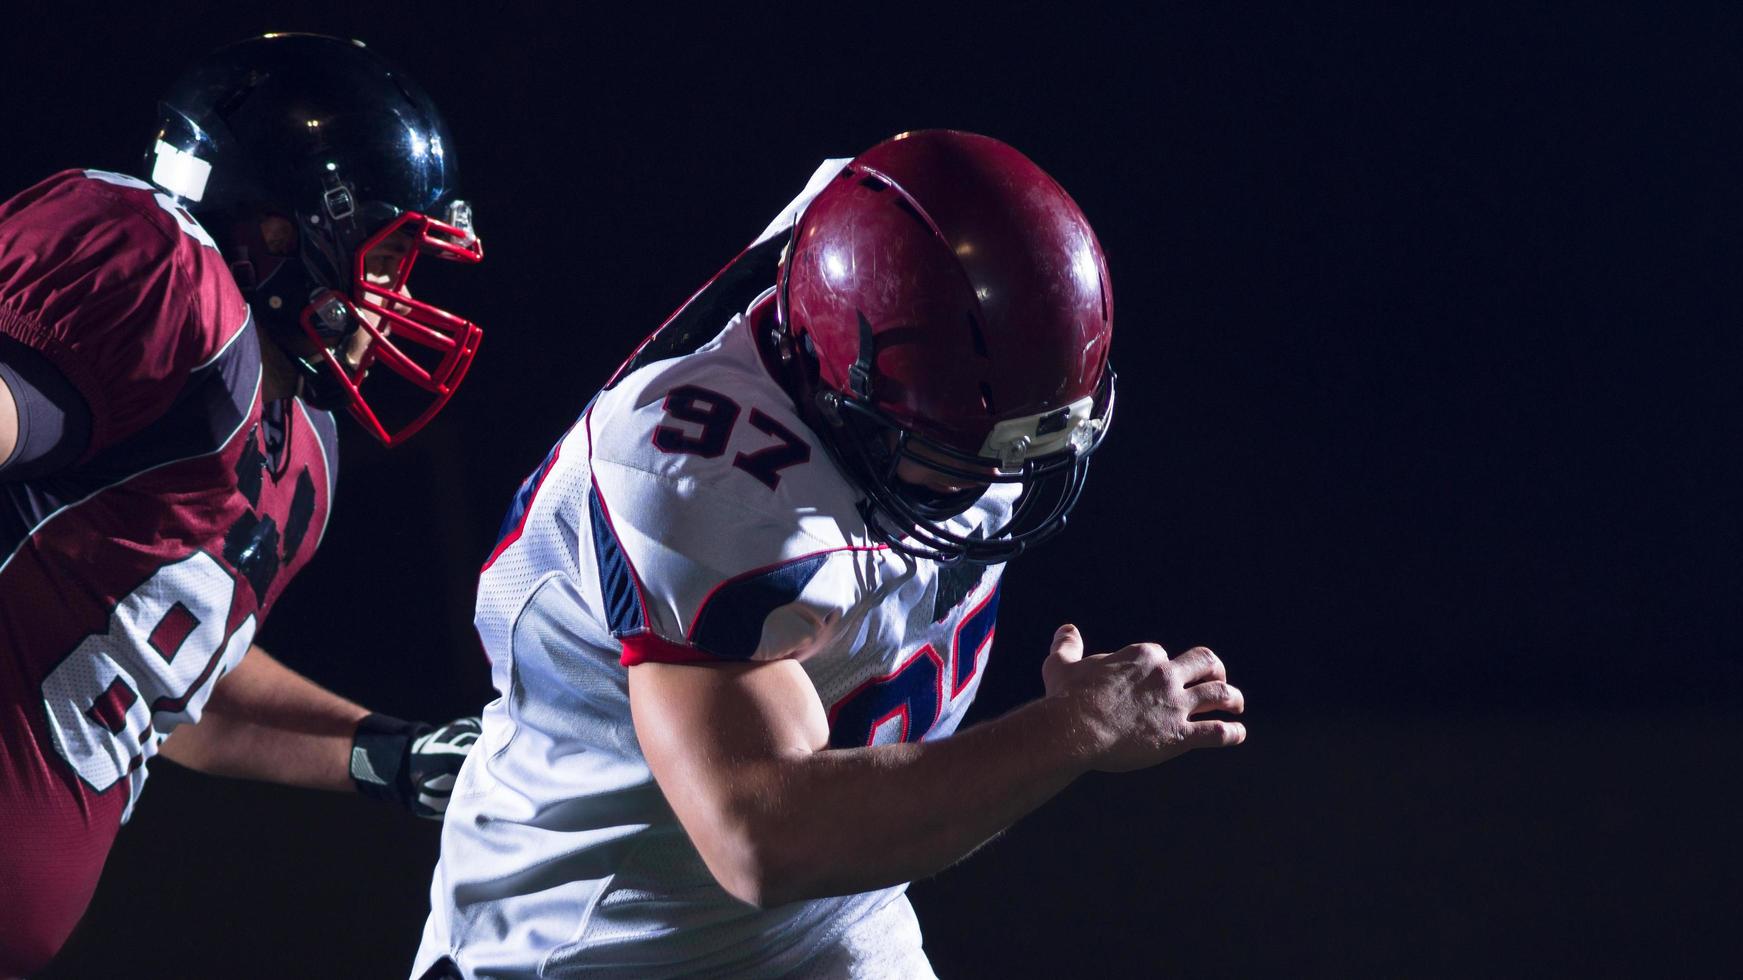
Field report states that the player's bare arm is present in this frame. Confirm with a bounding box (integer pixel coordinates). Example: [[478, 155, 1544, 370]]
[[158, 645, 479, 816], [0, 370, 17, 466], [632, 624, 1244, 908], [158, 645, 369, 791], [419, 134, 1190, 975], [0, 36, 488, 975]]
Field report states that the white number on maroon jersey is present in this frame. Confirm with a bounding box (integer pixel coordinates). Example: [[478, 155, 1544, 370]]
[[40, 552, 256, 793], [81, 169, 220, 250]]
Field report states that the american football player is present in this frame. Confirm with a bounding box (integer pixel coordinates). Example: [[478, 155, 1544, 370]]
[[0, 34, 484, 977], [415, 131, 1245, 978]]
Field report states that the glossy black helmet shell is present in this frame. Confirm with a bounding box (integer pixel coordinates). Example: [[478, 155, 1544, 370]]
[[149, 33, 459, 244], [145, 34, 483, 444]]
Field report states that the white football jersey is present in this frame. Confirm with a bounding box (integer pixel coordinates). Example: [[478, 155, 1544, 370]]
[[415, 162, 1014, 979]]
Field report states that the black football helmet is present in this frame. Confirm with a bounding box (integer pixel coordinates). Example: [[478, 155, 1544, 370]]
[[147, 33, 482, 446], [776, 131, 1116, 565]]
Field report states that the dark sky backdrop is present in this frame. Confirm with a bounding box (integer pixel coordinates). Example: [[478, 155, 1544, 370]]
[[5, 3, 1736, 977]]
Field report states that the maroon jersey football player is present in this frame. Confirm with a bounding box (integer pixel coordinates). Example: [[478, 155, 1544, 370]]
[[0, 35, 483, 977]]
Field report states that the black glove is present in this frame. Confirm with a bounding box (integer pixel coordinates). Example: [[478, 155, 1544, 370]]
[[349, 713, 481, 819]]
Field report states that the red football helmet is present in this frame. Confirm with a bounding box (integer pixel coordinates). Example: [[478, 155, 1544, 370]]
[[777, 130, 1116, 564]]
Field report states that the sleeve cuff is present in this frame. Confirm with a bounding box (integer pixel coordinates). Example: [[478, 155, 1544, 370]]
[[619, 631, 727, 667]]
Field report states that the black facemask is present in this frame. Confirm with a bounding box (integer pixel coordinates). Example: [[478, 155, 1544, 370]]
[[894, 479, 985, 521]]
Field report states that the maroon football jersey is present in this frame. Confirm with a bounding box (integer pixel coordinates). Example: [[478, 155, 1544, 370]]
[[0, 170, 339, 971]]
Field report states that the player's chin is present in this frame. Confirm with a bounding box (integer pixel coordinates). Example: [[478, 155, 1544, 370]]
[[896, 481, 987, 520]]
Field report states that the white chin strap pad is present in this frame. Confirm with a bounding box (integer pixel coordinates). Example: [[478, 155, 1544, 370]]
[[978, 393, 1100, 471]]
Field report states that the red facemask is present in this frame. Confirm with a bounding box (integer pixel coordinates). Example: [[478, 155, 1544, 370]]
[[299, 207, 483, 447]]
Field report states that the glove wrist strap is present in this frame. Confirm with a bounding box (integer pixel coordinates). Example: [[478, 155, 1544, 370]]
[[349, 712, 430, 806]]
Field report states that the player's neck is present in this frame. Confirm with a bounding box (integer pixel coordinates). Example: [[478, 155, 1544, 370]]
[[258, 335, 302, 402]]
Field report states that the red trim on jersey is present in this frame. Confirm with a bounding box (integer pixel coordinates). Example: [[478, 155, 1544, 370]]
[[826, 642, 947, 737], [585, 409, 656, 646], [949, 586, 999, 699], [620, 631, 725, 667], [869, 703, 912, 744], [480, 426, 571, 573], [684, 542, 890, 646]]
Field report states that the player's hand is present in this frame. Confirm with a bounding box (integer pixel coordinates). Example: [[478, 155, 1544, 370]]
[[350, 714, 481, 819], [1041, 625, 1246, 773], [407, 717, 481, 818]]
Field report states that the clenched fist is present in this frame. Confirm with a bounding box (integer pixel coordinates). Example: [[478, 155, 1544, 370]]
[[1042, 625, 1246, 772]]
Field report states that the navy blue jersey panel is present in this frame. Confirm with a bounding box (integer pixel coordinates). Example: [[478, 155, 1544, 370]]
[[828, 651, 944, 748], [490, 397, 592, 554], [1, 318, 258, 559], [954, 585, 1000, 693], [77, 317, 259, 489], [690, 553, 829, 661], [589, 488, 645, 637], [495, 439, 563, 547]]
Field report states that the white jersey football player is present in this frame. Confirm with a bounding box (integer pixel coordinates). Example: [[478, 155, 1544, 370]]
[[414, 131, 1247, 979]]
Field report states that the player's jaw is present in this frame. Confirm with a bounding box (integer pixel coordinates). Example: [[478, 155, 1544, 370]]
[[889, 438, 995, 519], [337, 317, 387, 373], [348, 245, 413, 364], [257, 313, 386, 403], [892, 451, 988, 497]]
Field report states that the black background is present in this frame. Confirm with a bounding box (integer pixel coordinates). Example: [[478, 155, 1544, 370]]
[[7, 2, 1737, 976]]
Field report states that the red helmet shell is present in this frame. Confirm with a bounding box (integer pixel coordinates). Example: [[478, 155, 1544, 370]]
[[783, 130, 1113, 455]]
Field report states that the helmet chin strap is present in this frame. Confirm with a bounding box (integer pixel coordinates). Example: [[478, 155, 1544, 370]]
[[246, 290, 363, 414], [847, 310, 876, 399], [290, 351, 352, 410], [255, 324, 352, 409], [773, 224, 1104, 565], [777, 311, 1041, 565]]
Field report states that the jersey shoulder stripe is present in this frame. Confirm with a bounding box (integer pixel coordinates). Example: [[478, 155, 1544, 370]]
[[293, 398, 341, 557], [482, 409, 584, 573], [0, 318, 260, 570], [587, 475, 649, 639], [76, 314, 259, 486], [0, 169, 250, 456], [688, 551, 831, 660], [579, 315, 889, 668]]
